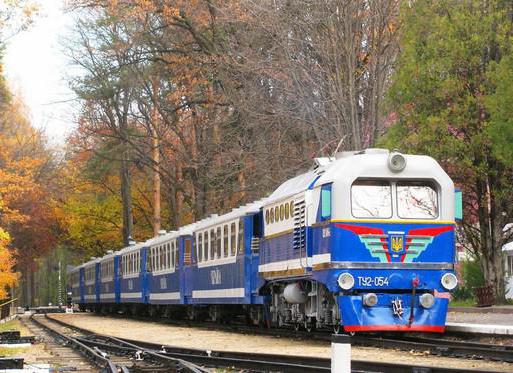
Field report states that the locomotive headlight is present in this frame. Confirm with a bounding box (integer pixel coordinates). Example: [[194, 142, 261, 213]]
[[441, 273, 458, 290], [388, 151, 407, 172], [419, 293, 435, 309], [338, 273, 355, 290], [362, 293, 378, 307]]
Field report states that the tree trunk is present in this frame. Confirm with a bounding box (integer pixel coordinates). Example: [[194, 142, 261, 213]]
[[119, 125, 133, 245], [24, 266, 31, 307], [151, 78, 161, 236]]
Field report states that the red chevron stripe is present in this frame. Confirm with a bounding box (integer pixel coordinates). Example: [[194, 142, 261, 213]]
[[408, 226, 454, 236], [335, 224, 384, 235]]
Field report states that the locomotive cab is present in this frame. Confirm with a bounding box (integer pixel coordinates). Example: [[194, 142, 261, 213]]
[[312, 149, 458, 332]]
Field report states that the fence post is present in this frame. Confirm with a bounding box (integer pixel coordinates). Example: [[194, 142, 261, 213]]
[[331, 334, 351, 372]]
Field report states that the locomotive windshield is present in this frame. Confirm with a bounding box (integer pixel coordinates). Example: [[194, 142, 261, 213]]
[[396, 181, 438, 219], [351, 179, 438, 219], [351, 180, 392, 218]]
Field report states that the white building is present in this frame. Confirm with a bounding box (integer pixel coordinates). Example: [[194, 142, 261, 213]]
[[503, 241, 513, 299]]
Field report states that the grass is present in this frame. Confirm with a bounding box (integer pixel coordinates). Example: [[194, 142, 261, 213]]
[[0, 320, 28, 357], [0, 319, 20, 333], [449, 298, 477, 307], [0, 346, 27, 356]]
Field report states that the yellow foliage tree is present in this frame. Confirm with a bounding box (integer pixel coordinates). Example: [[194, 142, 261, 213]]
[[0, 203, 17, 299]]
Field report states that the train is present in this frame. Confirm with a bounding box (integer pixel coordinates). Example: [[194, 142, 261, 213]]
[[68, 148, 462, 333]]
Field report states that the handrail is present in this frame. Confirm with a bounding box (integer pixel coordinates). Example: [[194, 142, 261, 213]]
[[0, 298, 18, 308]]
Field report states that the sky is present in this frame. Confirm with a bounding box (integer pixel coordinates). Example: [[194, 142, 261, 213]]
[[4, 0, 76, 146]]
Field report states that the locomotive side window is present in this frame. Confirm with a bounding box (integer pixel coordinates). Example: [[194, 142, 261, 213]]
[[285, 203, 290, 219], [351, 180, 392, 218], [320, 184, 332, 221], [397, 181, 438, 219]]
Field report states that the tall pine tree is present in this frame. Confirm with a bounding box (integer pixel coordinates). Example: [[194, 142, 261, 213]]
[[385, 0, 513, 301]]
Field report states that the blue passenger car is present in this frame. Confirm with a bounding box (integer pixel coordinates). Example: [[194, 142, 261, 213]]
[[147, 231, 182, 307], [98, 251, 118, 306], [118, 242, 151, 309]]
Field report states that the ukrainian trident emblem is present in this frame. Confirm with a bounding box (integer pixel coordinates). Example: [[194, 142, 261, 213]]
[[390, 235, 404, 253]]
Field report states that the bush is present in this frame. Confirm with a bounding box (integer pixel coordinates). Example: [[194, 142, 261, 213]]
[[452, 260, 485, 301], [462, 260, 485, 289], [452, 286, 473, 300]]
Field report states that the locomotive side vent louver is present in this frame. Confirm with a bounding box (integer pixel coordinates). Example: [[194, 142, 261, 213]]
[[293, 199, 306, 252]]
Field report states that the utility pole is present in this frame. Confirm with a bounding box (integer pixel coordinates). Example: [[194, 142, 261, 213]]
[[58, 260, 62, 306], [151, 77, 161, 236]]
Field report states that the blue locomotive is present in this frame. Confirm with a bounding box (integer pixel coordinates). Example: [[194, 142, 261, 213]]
[[68, 149, 461, 333]]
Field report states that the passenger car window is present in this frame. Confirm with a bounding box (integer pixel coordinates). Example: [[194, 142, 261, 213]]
[[223, 225, 229, 257], [230, 222, 236, 256], [351, 180, 392, 218], [216, 227, 222, 258], [197, 235, 203, 262], [397, 181, 438, 219]]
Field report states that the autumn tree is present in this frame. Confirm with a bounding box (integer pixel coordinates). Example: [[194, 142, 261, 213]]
[[385, 0, 513, 301], [63, 1, 401, 254]]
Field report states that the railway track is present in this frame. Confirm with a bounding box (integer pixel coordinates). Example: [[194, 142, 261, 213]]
[[20, 315, 102, 372], [46, 314, 505, 372], [25, 314, 207, 372], [101, 313, 513, 363]]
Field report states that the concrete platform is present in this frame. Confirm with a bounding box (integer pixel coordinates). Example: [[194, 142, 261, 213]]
[[446, 322, 513, 335], [449, 305, 513, 314]]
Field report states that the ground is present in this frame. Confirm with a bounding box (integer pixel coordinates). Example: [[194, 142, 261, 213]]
[[50, 313, 513, 371]]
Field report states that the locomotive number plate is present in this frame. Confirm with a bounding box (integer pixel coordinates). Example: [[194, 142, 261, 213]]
[[358, 276, 389, 287]]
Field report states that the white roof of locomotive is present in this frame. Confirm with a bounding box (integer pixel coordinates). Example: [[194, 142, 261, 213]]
[[266, 169, 318, 204], [264, 149, 454, 219], [316, 150, 449, 184]]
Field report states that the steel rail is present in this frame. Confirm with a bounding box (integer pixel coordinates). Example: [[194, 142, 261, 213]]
[[29, 315, 120, 373], [43, 314, 208, 373], [45, 314, 502, 373], [80, 334, 495, 373], [106, 313, 513, 363]]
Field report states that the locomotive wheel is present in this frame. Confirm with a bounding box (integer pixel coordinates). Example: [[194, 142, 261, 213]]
[[333, 323, 342, 334], [186, 306, 197, 321], [148, 305, 160, 318], [305, 317, 316, 333], [294, 323, 301, 332]]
